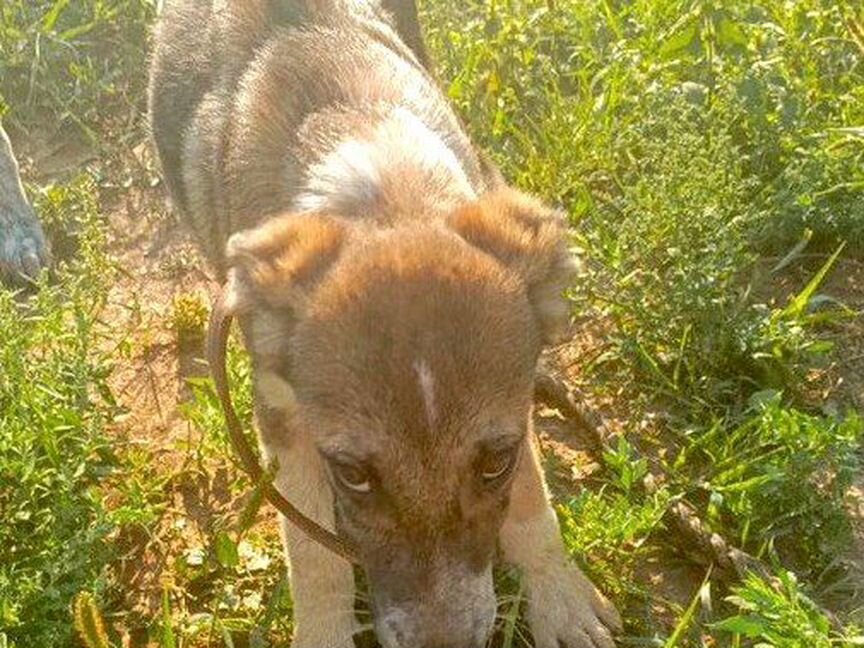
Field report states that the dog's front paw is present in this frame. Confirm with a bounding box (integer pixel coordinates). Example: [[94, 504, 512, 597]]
[[0, 211, 50, 282], [524, 564, 622, 648]]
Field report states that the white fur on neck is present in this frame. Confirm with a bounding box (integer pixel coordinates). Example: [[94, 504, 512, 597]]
[[295, 107, 476, 213], [295, 138, 382, 212]]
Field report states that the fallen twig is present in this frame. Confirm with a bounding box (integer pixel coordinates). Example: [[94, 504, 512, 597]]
[[534, 371, 846, 626], [535, 372, 777, 584]]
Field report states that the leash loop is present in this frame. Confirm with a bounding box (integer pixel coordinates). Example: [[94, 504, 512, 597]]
[[207, 292, 360, 564]]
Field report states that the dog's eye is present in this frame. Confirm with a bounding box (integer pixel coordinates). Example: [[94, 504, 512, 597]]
[[478, 446, 518, 483], [332, 462, 372, 494]]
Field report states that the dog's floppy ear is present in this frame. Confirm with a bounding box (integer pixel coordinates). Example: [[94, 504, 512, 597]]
[[223, 213, 346, 314], [449, 189, 577, 344]]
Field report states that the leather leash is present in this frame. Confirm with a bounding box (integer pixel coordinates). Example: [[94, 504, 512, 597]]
[[207, 292, 360, 564]]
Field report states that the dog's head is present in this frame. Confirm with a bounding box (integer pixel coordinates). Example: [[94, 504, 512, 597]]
[[225, 188, 575, 648]]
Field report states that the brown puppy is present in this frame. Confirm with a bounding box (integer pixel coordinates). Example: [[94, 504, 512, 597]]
[[149, 2, 622, 647]]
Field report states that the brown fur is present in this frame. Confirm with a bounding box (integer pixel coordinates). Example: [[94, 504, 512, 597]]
[[149, 2, 620, 647]]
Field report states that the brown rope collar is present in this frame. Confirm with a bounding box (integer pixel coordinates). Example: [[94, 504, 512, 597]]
[[207, 292, 360, 564]]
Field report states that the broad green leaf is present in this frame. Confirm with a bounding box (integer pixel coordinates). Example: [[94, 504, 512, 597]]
[[215, 531, 240, 568], [714, 614, 768, 637]]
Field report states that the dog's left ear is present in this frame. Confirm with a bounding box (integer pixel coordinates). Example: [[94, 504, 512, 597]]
[[222, 213, 347, 315], [449, 189, 577, 344]]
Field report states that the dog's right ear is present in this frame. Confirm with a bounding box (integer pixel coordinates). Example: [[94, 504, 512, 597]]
[[223, 213, 347, 315], [448, 189, 577, 344]]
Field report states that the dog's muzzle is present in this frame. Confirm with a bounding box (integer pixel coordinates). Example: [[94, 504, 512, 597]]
[[371, 563, 496, 648]]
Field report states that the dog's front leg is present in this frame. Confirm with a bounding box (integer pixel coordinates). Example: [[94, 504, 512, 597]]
[[0, 121, 49, 281], [265, 429, 358, 648], [500, 432, 622, 648]]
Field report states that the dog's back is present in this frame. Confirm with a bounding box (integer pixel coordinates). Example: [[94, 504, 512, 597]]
[[149, 0, 492, 275]]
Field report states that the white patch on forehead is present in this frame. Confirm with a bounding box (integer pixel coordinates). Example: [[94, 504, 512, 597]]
[[413, 359, 437, 429], [294, 107, 476, 213]]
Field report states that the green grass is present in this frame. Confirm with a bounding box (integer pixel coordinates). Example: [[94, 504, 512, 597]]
[[426, 0, 863, 406], [0, 0, 154, 137], [678, 394, 861, 572], [0, 175, 118, 648], [0, 0, 862, 646], [716, 570, 863, 647]]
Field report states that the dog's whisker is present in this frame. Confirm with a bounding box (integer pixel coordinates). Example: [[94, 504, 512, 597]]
[[302, 606, 359, 624], [495, 594, 525, 606], [352, 622, 376, 636]]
